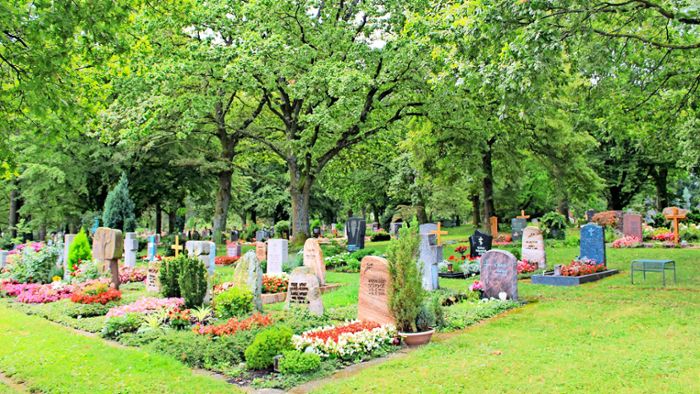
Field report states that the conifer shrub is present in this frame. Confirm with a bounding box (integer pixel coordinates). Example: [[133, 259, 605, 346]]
[[68, 229, 92, 272], [178, 256, 208, 308], [387, 218, 425, 333], [159, 256, 184, 298], [102, 172, 136, 232]]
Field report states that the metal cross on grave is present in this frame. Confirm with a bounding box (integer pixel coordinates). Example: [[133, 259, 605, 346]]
[[429, 223, 449, 246], [664, 207, 687, 244], [517, 210, 530, 219], [171, 236, 183, 257]]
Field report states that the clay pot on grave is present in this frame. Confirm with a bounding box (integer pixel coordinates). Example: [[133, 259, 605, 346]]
[[399, 329, 435, 346]]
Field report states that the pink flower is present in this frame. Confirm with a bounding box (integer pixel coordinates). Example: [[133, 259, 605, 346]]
[[106, 297, 184, 317], [469, 280, 483, 292]]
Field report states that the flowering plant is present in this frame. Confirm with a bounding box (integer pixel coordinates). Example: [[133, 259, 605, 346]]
[[262, 273, 289, 294], [560, 259, 606, 277], [212, 281, 235, 295], [215, 256, 239, 266], [168, 308, 192, 330], [592, 211, 619, 227], [8, 242, 44, 255], [106, 297, 184, 317], [71, 288, 121, 305], [292, 321, 397, 359], [469, 280, 483, 292], [17, 282, 73, 304], [454, 245, 469, 260], [612, 236, 642, 248], [119, 267, 147, 283], [517, 259, 538, 274], [195, 313, 272, 336], [652, 232, 675, 242]]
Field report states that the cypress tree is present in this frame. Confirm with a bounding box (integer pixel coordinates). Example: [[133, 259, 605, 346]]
[[102, 173, 136, 232]]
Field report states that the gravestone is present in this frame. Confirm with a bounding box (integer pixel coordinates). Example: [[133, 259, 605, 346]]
[[232, 250, 263, 311], [255, 242, 267, 262], [123, 232, 138, 268], [230, 230, 240, 242], [585, 210, 596, 222], [0, 250, 8, 269], [185, 241, 213, 274], [622, 213, 643, 240], [62, 233, 76, 280], [226, 241, 241, 258], [371, 222, 380, 232], [147, 235, 157, 262], [267, 239, 288, 274], [418, 223, 441, 291], [207, 241, 216, 275], [146, 261, 160, 292], [285, 266, 323, 316], [346, 217, 366, 252], [511, 218, 527, 242], [469, 230, 493, 258], [580, 223, 606, 265], [92, 227, 123, 289], [390, 221, 403, 237], [303, 238, 326, 286], [490, 216, 498, 236], [358, 256, 394, 325], [255, 230, 267, 242], [480, 250, 518, 300], [521, 226, 546, 269]]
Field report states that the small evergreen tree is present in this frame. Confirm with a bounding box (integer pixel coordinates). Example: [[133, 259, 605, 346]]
[[68, 228, 92, 272], [159, 256, 184, 298], [178, 256, 208, 308], [102, 172, 136, 232], [387, 218, 425, 333]]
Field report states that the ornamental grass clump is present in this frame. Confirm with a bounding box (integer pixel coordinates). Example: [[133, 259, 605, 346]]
[[387, 219, 425, 333]]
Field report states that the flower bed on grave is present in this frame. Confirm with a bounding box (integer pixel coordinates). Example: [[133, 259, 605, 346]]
[[531, 258, 619, 286], [215, 256, 240, 266], [71, 282, 122, 305], [292, 321, 398, 360]]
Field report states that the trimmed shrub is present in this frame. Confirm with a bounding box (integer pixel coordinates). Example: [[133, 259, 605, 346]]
[[213, 287, 254, 319], [274, 221, 290, 238], [178, 256, 208, 308], [68, 229, 92, 272], [159, 256, 184, 298], [279, 350, 321, 375], [245, 326, 294, 370], [370, 231, 391, 242]]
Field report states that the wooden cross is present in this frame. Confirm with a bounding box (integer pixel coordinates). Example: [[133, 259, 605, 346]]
[[171, 236, 183, 257], [490, 216, 498, 236], [664, 207, 686, 244], [429, 223, 449, 246], [517, 210, 530, 219]]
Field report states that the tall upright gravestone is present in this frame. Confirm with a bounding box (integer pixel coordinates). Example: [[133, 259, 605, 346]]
[[346, 217, 366, 252], [622, 213, 643, 240], [0, 250, 8, 269], [511, 218, 527, 242], [147, 235, 157, 262], [92, 227, 123, 289], [186, 241, 214, 275], [480, 250, 518, 300], [418, 223, 441, 291], [267, 239, 288, 274], [232, 251, 263, 311], [358, 256, 394, 325], [303, 238, 326, 286], [580, 223, 606, 265], [123, 232, 138, 268], [62, 234, 76, 280], [521, 227, 546, 269], [469, 230, 493, 258]]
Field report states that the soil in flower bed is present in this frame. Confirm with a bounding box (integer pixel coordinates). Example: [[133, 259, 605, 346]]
[[531, 269, 620, 286]]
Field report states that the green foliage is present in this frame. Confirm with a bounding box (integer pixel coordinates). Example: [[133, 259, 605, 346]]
[[244, 326, 294, 370], [178, 256, 208, 308], [213, 287, 253, 319], [68, 229, 92, 272], [274, 221, 290, 238], [416, 303, 436, 332], [387, 219, 425, 333], [276, 307, 331, 334], [159, 256, 184, 298], [540, 212, 568, 239], [309, 218, 322, 231], [65, 302, 112, 318], [279, 351, 321, 375], [370, 231, 391, 242], [7, 244, 62, 284], [102, 173, 136, 232], [101, 314, 143, 339]]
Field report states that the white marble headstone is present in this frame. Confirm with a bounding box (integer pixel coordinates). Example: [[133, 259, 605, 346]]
[[124, 232, 138, 268], [266, 239, 288, 274], [62, 234, 76, 280]]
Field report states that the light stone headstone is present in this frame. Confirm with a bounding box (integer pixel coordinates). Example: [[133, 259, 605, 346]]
[[0, 250, 8, 269], [124, 232, 138, 268], [267, 239, 288, 274], [480, 250, 518, 300], [207, 241, 216, 275], [232, 250, 263, 311], [285, 266, 323, 316], [226, 241, 241, 258], [521, 226, 546, 269], [62, 234, 76, 280], [186, 240, 213, 274], [146, 261, 161, 293], [358, 256, 394, 325], [303, 238, 326, 286], [418, 223, 441, 291]]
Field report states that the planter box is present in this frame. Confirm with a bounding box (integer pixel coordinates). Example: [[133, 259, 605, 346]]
[[438, 272, 466, 279], [261, 283, 343, 305], [531, 269, 619, 286]]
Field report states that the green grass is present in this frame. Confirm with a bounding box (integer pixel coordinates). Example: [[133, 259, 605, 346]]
[[0, 304, 240, 394], [0, 381, 17, 394], [310, 244, 700, 393]]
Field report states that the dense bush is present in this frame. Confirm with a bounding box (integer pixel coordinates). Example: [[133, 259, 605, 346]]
[[148, 330, 258, 371], [159, 256, 183, 298], [279, 350, 321, 375], [213, 287, 254, 319], [370, 231, 391, 242], [387, 219, 424, 333], [178, 256, 208, 308], [102, 172, 136, 232], [276, 306, 331, 334], [8, 244, 62, 284], [245, 326, 294, 370], [540, 212, 567, 239], [65, 302, 112, 318], [274, 221, 290, 238], [101, 314, 143, 339], [68, 229, 92, 272]]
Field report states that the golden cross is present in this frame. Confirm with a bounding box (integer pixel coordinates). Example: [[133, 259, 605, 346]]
[[429, 223, 449, 246], [517, 210, 530, 219], [664, 207, 686, 244], [171, 236, 183, 257]]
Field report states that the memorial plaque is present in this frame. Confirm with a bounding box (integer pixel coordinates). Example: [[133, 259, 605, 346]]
[[480, 250, 518, 300], [358, 256, 394, 325], [469, 230, 493, 258], [146, 261, 161, 292], [521, 226, 546, 269], [286, 266, 323, 316]]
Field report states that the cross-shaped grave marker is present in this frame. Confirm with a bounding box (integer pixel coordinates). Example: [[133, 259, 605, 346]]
[[517, 210, 530, 219], [664, 207, 687, 244], [171, 235, 183, 257], [429, 222, 449, 246]]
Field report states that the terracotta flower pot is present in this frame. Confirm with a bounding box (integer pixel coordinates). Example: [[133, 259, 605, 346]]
[[399, 329, 435, 346]]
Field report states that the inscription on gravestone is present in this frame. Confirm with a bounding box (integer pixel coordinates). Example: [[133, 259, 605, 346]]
[[289, 282, 310, 304], [469, 230, 493, 258]]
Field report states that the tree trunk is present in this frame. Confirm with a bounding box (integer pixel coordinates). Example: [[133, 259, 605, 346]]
[[607, 186, 624, 210], [558, 197, 570, 220], [38, 224, 46, 241], [290, 177, 311, 245], [416, 205, 428, 224], [652, 167, 669, 211], [168, 210, 177, 234], [471, 194, 481, 226], [155, 203, 162, 235], [213, 170, 233, 244], [481, 143, 496, 233], [9, 187, 20, 239]]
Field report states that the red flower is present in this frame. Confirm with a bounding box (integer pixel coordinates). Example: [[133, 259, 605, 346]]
[[302, 321, 381, 344], [71, 289, 121, 305], [195, 313, 272, 336]]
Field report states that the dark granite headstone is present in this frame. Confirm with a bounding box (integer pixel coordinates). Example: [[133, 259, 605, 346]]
[[230, 230, 240, 242], [585, 210, 596, 222], [622, 213, 642, 240], [346, 217, 366, 252], [390, 221, 403, 237], [511, 218, 527, 242], [469, 230, 493, 258], [480, 250, 518, 300], [580, 223, 606, 265]]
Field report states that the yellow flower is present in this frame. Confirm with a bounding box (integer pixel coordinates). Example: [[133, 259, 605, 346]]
[[52, 276, 61, 282]]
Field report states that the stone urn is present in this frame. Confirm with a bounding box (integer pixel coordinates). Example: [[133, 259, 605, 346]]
[[399, 329, 435, 346]]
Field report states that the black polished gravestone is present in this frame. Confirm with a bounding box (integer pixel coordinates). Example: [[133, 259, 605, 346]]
[[346, 217, 366, 252], [469, 230, 493, 258], [230, 230, 240, 242], [511, 218, 527, 242]]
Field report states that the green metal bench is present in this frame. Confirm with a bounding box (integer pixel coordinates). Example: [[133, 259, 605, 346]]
[[631, 259, 676, 286]]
